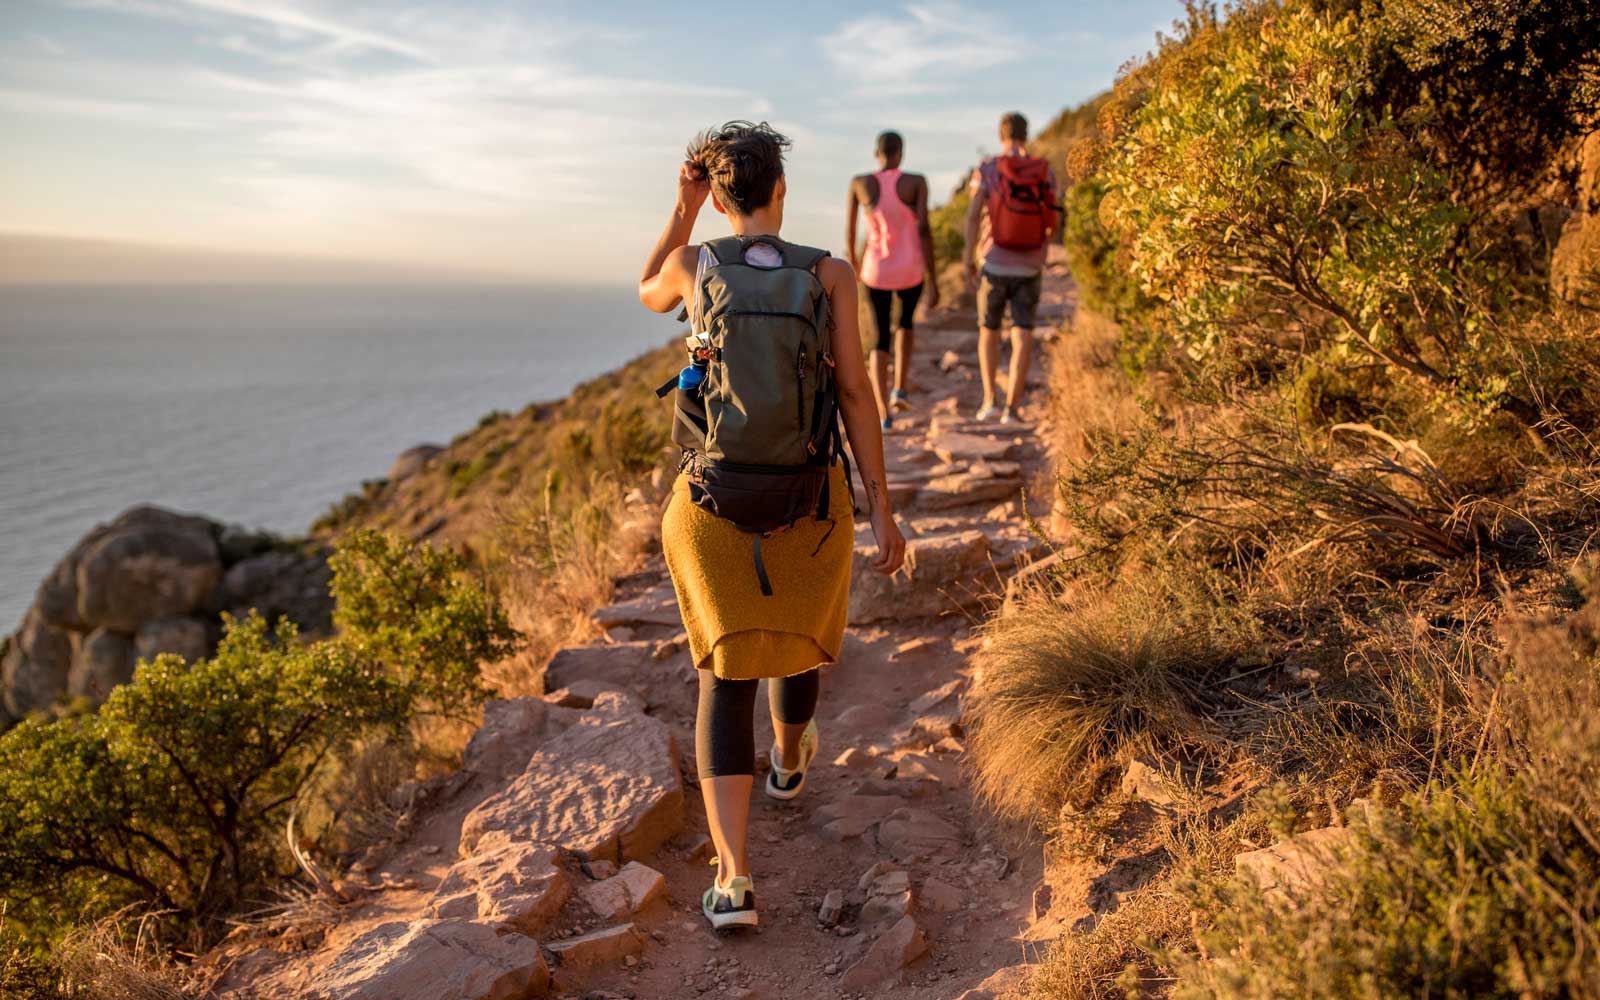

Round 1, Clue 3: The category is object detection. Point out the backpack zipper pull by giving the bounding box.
[796,347,807,432]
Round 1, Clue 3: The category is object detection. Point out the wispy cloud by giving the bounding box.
[822,2,1016,95]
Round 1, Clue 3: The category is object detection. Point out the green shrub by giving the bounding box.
[1113,7,1510,398]
[928,180,971,273]
[0,531,517,939]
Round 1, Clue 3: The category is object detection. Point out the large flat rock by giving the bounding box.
[460,692,684,864]
[927,430,1018,465]
[1235,825,1354,899]
[541,642,656,697]
[916,472,1022,512]
[303,918,549,1000]
[850,529,991,624]
[427,833,570,937]
[591,585,681,629]
[463,698,583,778]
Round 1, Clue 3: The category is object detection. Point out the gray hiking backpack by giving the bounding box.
[654,234,854,595]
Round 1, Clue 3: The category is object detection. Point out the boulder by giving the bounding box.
[214,524,281,566]
[840,915,927,992]
[427,835,569,936]
[1235,826,1354,899]
[928,431,1016,465]
[545,923,644,971]
[860,867,915,926]
[463,698,582,778]
[818,889,845,927]
[75,506,222,632]
[460,692,684,863]
[877,807,963,862]
[1,610,73,717]
[216,549,333,629]
[591,585,681,629]
[1121,758,1184,814]
[812,794,901,841]
[68,627,135,701]
[578,862,665,921]
[955,964,1032,1000]
[915,473,1022,512]
[542,642,656,697]
[388,444,444,482]
[850,530,990,624]
[134,616,211,663]
[32,531,106,631]
[905,679,964,741]
[303,918,550,1000]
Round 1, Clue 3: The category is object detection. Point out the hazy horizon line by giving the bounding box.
[0,230,627,287]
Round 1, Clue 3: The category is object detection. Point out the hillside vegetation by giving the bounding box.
[963,0,1600,997]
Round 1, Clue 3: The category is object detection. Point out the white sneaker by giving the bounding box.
[765,719,819,801]
[975,404,1000,421]
[702,867,759,930]
[999,406,1016,425]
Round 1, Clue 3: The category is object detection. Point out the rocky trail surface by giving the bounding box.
[201,251,1077,1000]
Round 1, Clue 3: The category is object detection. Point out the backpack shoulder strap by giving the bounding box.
[783,242,830,273]
[703,236,745,266]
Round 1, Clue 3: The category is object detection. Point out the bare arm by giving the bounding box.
[963,172,985,280]
[820,256,905,575]
[913,175,940,309]
[845,178,862,274]
[638,161,710,313]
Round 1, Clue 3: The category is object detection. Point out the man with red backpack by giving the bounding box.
[963,111,1059,423]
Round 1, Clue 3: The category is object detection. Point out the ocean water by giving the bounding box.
[0,284,673,632]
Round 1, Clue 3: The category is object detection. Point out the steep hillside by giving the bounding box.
[315,338,684,552]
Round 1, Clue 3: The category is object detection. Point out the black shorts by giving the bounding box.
[977,271,1042,330]
[866,283,924,352]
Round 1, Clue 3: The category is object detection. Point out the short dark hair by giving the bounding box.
[876,130,903,159]
[999,112,1028,142]
[687,121,790,216]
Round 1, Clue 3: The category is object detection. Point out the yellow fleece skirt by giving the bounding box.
[663,463,854,681]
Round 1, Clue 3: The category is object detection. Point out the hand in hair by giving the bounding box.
[678,160,710,212]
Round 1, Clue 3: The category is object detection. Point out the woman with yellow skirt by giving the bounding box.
[638,121,907,930]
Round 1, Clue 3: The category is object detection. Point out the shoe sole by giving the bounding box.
[703,908,759,930]
[764,728,819,802]
[764,771,808,801]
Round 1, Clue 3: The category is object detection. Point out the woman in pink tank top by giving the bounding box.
[847,131,940,429]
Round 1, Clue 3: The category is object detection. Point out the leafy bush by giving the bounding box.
[1102,5,1526,418]
[1367,0,1600,207]
[927,179,971,274]
[0,531,517,939]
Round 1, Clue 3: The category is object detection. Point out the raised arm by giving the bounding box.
[639,161,710,313]
[820,256,906,575]
[845,177,862,274]
[914,175,940,309]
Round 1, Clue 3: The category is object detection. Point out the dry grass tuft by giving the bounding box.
[1045,311,1147,469]
[967,578,1237,826]
[482,470,655,696]
[53,911,192,1000]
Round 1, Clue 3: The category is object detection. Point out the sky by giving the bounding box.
[0,0,1181,286]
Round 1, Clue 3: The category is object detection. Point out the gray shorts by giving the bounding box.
[977,271,1042,330]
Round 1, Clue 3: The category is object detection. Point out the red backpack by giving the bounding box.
[986,155,1057,251]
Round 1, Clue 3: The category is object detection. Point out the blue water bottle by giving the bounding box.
[678,360,706,392]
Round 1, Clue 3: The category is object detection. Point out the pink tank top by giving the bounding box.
[859,168,924,291]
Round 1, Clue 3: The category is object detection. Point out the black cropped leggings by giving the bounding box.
[695,669,820,780]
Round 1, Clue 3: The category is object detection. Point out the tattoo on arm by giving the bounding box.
[868,478,884,507]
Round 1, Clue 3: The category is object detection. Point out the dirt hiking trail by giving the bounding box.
[201,249,1077,1000]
